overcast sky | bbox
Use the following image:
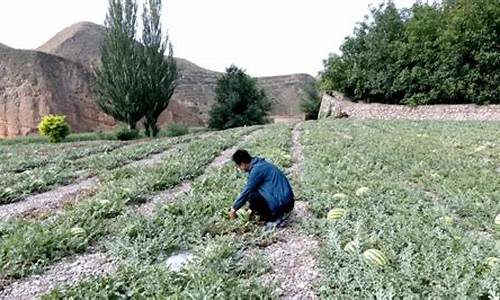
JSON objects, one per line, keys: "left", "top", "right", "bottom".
{"left": 0, "top": 0, "right": 416, "bottom": 77}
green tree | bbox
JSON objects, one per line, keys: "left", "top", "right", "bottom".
{"left": 208, "top": 65, "right": 271, "bottom": 130}
{"left": 94, "top": 0, "right": 145, "bottom": 130}
{"left": 438, "top": 0, "right": 500, "bottom": 104}
{"left": 94, "top": 0, "right": 178, "bottom": 135}
{"left": 300, "top": 82, "right": 322, "bottom": 120}
{"left": 140, "top": 0, "right": 178, "bottom": 137}
{"left": 392, "top": 2, "right": 447, "bottom": 105}
{"left": 320, "top": 0, "right": 500, "bottom": 105}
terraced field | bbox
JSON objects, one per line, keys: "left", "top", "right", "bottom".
{"left": 0, "top": 120, "right": 499, "bottom": 299}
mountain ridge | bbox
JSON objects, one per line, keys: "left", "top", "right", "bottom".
{"left": 0, "top": 22, "right": 316, "bottom": 137}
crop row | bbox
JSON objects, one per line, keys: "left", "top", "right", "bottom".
{"left": 0, "top": 127, "right": 253, "bottom": 281}
{"left": 0, "top": 141, "right": 125, "bottom": 175}
{"left": 298, "top": 120, "right": 499, "bottom": 298}
{"left": 0, "top": 133, "right": 208, "bottom": 204}
{"left": 344, "top": 120, "right": 499, "bottom": 233}
{"left": 43, "top": 125, "right": 294, "bottom": 299}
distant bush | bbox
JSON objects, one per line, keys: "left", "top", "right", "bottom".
{"left": 115, "top": 127, "right": 141, "bottom": 141}
{"left": 209, "top": 65, "right": 271, "bottom": 130}
{"left": 165, "top": 123, "right": 189, "bottom": 137}
{"left": 38, "top": 115, "right": 71, "bottom": 143}
{"left": 300, "top": 83, "right": 322, "bottom": 120}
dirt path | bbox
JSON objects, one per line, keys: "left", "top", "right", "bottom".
{"left": 0, "top": 131, "right": 259, "bottom": 300}
{"left": 260, "top": 123, "right": 321, "bottom": 299}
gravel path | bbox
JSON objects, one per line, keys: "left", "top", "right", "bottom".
{"left": 0, "top": 131, "right": 259, "bottom": 299}
{"left": 136, "top": 181, "right": 193, "bottom": 216}
{"left": 0, "top": 177, "right": 99, "bottom": 220}
{"left": 0, "top": 251, "right": 117, "bottom": 300}
{"left": 260, "top": 123, "right": 321, "bottom": 299}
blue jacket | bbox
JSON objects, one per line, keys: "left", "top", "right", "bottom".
{"left": 233, "top": 157, "right": 294, "bottom": 213}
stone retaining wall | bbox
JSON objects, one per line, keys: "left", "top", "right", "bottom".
{"left": 319, "top": 92, "right": 500, "bottom": 121}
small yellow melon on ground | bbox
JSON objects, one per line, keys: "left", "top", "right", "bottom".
{"left": 70, "top": 227, "right": 86, "bottom": 237}
{"left": 327, "top": 208, "right": 346, "bottom": 220}
{"left": 333, "top": 193, "right": 348, "bottom": 200}
{"left": 443, "top": 216, "right": 454, "bottom": 225}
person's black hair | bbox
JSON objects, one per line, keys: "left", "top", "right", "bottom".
{"left": 232, "top": 149, "right": 252, "bottom": 165}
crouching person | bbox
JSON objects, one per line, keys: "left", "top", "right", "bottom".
{"left": 228, "top": 149, "right": 294, "bottom": 230}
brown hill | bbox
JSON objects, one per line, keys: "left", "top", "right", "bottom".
{"left": 0, "top": 47, "right": 115, "bottom": 137}
{"left": 0, "top": 43, "right": 12, "bottom": 50}
{"left": 36, "top": 22, "right": 316, "bottom": 123}
{"left": 0, "top": 22, "right": 315, "bottom": 137}
{"left": 37, "top": 22, "right": 106, "bottom": 71}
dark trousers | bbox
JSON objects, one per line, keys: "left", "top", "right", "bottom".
{"left": 247, "top": 191, "right": 294, "bottom": 222}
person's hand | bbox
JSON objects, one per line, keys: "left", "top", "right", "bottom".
{"left": 228, "top": 208, "right": 238, "bottom": 220}
{"left": 248, "top": 209, "right": 256, "bottom": 220}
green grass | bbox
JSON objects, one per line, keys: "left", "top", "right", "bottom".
{"left": 0, "top": 132, "right": 117, "bottom": 146}
{"left": 0, "top": 126, "right": 209, "bottom": 146}
{"left": 0, "top": 141, "right": 124, "bottom": 175}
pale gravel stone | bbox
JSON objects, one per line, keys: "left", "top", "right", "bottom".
{"left": 165, "top": 252, "right": 195, "bottom": 272}
{"left": 0, "top": 177, "right": 99, "bottom": 220}
{"left": 320, "top": 92, "right": 500, "bottom": 121}
{"left": 125, "top": 151, "right": 170, "bottom": 169}
{"left": 259, "top": 123, "right": 322, "bottom": 299}
{"left": 0, "top": 252, "right": 117, "bottom": 300}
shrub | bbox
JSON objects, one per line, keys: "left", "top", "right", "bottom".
{"left": 115, "top": 127, "right": 141, "bottom": 141}
{"left": 208, "top": 65, "right": 271, "bottom": 130}
{"left": 165, "top": 123, "right": 189, "bottom": 137}
{"left": 37, "top": 115, "right": 71, "bottom": 143}
{"left": 300, "top": 82, "right": 322, "bottom": 120}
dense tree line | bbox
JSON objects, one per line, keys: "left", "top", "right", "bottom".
{"left": 320, "top": 0, "right": 500, "bottom": 105}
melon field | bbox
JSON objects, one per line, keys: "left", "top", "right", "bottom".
{"left": 0, "top": 120, "right": 499, "bottom": 299}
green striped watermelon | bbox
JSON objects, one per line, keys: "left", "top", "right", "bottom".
{"left": 344, "top": 241, "right": 359, "bottom": 256}
{"left": 486, "top": 257, "right": 499, "bottom": 267}
{"left": 363, "top": 249, "right": 389, "bottom": 267}
{"left": 70, "top": 227, "right": 86, "bottom": 237}
{"left": 484, "top": 257, "right": 499, "bottom": 273}
{"left": 327, "top": 208, "right": 346, "bottom": 220}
